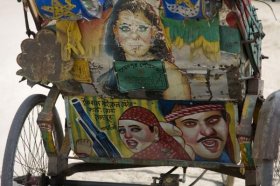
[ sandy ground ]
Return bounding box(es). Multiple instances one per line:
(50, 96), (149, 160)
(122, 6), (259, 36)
(0, 0), (280, 185)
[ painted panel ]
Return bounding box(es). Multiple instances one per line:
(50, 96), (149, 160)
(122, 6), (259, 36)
(17, 0), (256, 101)
(75, 0), (244, 101)
(220, 26), (241, 54)
(34, 0), (113, 20)
(162, 0), (222, 20)
(65, 96), (240, 163)
(114, 61), (168, 93)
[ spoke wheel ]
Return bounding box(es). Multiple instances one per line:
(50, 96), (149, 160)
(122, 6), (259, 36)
(1, 94), (63, 186)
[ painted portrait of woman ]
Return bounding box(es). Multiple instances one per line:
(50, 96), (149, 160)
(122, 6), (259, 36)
(105, 0), (170, 61)
(98, 0), (191, 100)
(118, 106), (191, 160)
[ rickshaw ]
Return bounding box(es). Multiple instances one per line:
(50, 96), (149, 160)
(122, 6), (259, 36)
(1, 0), (280, 185)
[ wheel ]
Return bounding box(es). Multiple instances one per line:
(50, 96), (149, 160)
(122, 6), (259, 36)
(1, 94), (64, 186)
(253, 90), (280, 186)
(260, 152), (280, 186)
(273, 152), (280, 185)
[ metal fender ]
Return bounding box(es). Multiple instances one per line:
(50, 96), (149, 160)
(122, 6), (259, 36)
(253, 90), (280, 161)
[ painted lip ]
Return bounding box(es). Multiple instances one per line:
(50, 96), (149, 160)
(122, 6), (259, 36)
(131, 46), (141, 53)
(125, 139), (138, 149)
(201, 139), (219, 153)
(132, 44), (143, 48)
(197, 137), (222, 153)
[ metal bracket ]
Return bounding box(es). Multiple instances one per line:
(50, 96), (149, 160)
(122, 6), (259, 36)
(152, 167), (182, 186)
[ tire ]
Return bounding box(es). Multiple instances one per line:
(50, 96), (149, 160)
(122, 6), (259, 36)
(260, 154), (280, 186)
(1, 94), (63, 186)
(253, 90), (280, 186)
(273, 152), (280, 186)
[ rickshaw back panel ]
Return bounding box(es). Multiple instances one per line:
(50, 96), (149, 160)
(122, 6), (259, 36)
(19, 0), (264, 168)
(65, 96), (240, 165)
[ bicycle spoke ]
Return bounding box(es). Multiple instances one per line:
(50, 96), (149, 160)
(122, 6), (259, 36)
(2, 95), (63, 186)
(13, 104), (49, 180)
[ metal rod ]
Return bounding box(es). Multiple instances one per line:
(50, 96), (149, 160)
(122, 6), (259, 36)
(189, 169), (207, 186)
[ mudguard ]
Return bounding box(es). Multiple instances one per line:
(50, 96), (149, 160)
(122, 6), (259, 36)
(253, 90), (280, 161)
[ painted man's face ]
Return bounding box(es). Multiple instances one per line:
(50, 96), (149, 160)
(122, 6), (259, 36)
(175, 111), (228, 159)
(118, 120), (158, 153)
(114, 10), (154, 60)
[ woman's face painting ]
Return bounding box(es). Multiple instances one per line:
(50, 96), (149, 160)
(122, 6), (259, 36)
(118, 119), (158, 153)
(114, 10), (154, 59)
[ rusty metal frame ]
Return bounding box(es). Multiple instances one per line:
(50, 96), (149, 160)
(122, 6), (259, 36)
(55, 159), (244, 179)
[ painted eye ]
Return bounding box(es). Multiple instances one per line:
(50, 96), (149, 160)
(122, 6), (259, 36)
(138, 25), (149, 32)
(206, 115), (221, 125)
(119, 25), (131, 32)
(118, 128), (126, 134)
(131, 127), (141, 132)
(182, 120), (197, 128)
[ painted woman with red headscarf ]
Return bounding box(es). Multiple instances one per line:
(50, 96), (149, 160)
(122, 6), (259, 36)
(118, 106), (191, 160)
